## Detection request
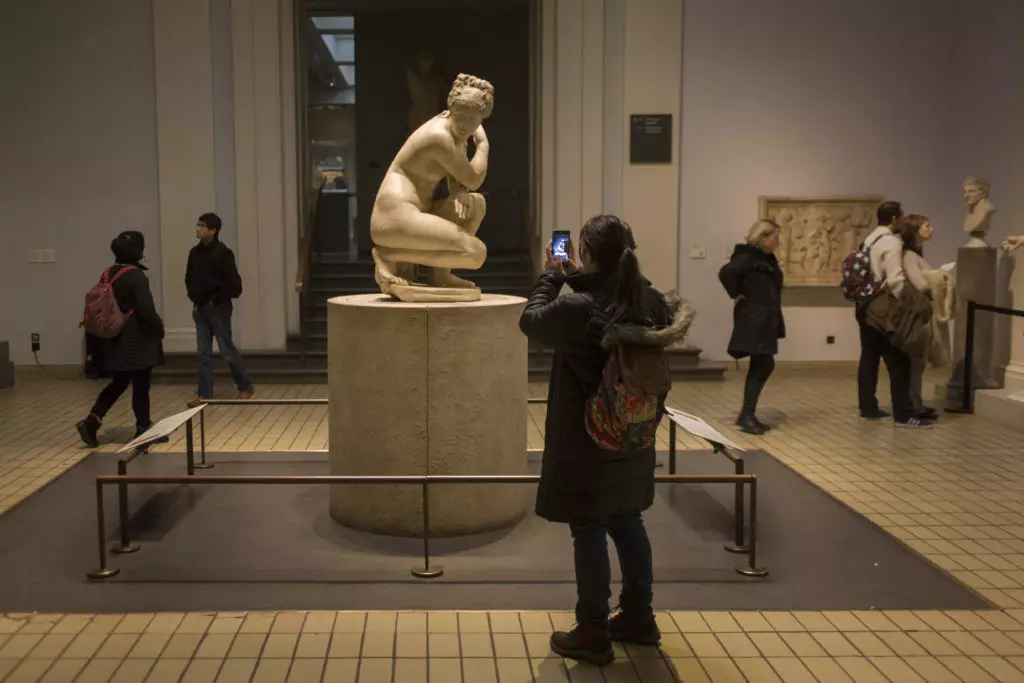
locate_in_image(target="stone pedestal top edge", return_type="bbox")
[328,293,528,308]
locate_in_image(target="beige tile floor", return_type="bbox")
[2,366,1024,681]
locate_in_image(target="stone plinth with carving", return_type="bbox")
[328,294,529,537]
[946,246,999,403]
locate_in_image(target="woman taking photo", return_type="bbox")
[719,219,785,435]
[519,214,690,665]
[899,214,940,420]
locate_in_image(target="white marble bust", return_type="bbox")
[962,176,996,249]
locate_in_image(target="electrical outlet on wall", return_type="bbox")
[826,335,835,345]
[688,245,707,259]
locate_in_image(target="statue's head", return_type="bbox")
[446,74,494,140]
[963,176,990,208]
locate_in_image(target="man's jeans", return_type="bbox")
[193,302,253,399]
[569,512,654,627]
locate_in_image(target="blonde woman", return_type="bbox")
[718,220,786,434]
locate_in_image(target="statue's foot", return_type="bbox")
[371,248,409,295]
[428,270,477,289]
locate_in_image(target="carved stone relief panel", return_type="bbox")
[759,196,883,287]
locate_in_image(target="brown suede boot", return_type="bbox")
[549,623,613,665]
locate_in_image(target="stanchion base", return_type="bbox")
[86,567,120,580]
[411,566,444,579]
[736,565,769,578]
[111,543,140,555]
[724,543,750,554]
[194,463,215,470]
[944,407,972,414]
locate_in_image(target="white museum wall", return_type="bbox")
[677,0,1022,362]
[0,0,161,367]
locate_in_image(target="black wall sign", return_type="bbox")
[629,114,672,164]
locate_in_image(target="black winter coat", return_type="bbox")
[519,270,673,523]
[719,244,785,358]
[100,263,165,372]
[185,237,243,308]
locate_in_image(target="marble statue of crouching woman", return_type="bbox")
[370,74,494,301]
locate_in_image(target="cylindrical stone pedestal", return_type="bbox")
[328,294,529,537]
[947,246,999,402]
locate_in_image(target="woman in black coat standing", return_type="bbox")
[76,231,166,447]
[519,215,691,665]
[719,219,785,435]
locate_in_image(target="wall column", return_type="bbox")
[621,0,682,294]
[231,0,292,350]
[153,0,217,352]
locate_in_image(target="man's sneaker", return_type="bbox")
[917,407,939,420]
[608,611,661,645]
[895,416,934,429]
[550,624,614,665]
[860,409,891,420]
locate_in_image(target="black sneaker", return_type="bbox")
[917,407,939,421]
[736,414,766,435]
[895,416,934,429]
[76,417,100,449]
[134,425,170,447]
[550,624,614,665]
[753,416,772,432]
[608,611,661,645]
[860,409,891,420]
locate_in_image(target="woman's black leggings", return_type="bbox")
[742,354,775,416]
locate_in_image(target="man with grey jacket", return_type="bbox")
[856,201,930,427]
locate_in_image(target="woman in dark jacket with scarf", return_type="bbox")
[519,214,692,665]
[719,219,785,435]
[76,231,165,447]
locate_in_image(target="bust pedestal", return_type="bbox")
[328,294,529,537]
[947,246,999,403]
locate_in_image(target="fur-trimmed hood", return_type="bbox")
[601,291,695,349]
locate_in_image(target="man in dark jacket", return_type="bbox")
[186,213,254,405]
[76,231,166,447]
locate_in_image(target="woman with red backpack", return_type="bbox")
[76,231,165,448]
[518,215,692,665]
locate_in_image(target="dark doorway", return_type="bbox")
[303,0,531,260]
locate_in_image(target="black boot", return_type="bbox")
[609,610,661,645]
[550,623,614,665]
[736,413,766,435]
[76,414,101,448]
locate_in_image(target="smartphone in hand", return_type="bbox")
[552,230,571,262]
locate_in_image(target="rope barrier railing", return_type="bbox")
[947,300,1024,414]
[87,471,767,581]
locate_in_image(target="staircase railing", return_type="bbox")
[295,182,325,363]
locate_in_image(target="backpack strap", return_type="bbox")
[108,266,136,284]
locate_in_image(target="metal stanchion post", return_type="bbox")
[185,419,195,476]
[195,409,213,469]
[87,481,119,579]
[668,420,677,475]
[111,461,139,555]
[736,476,768,577]
[724,452,749,554]
[947,300,977,414]
[411,481,443,579]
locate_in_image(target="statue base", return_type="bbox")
[388,283,481,303]
[327,294,529,537]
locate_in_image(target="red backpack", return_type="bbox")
[80,267,135,339]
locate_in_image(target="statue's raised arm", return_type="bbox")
[370,74,495,302]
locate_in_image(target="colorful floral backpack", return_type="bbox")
[585,344,670,451]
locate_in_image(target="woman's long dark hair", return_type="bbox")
[899,214,928,257]
[579,214,646,323]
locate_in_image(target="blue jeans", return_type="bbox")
[193,302,253,399]
[569,512,654,627]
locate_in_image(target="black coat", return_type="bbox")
[99,263,165,372]
[719,244,786,358]
[185,237,243,308]
[519,270,672,524]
